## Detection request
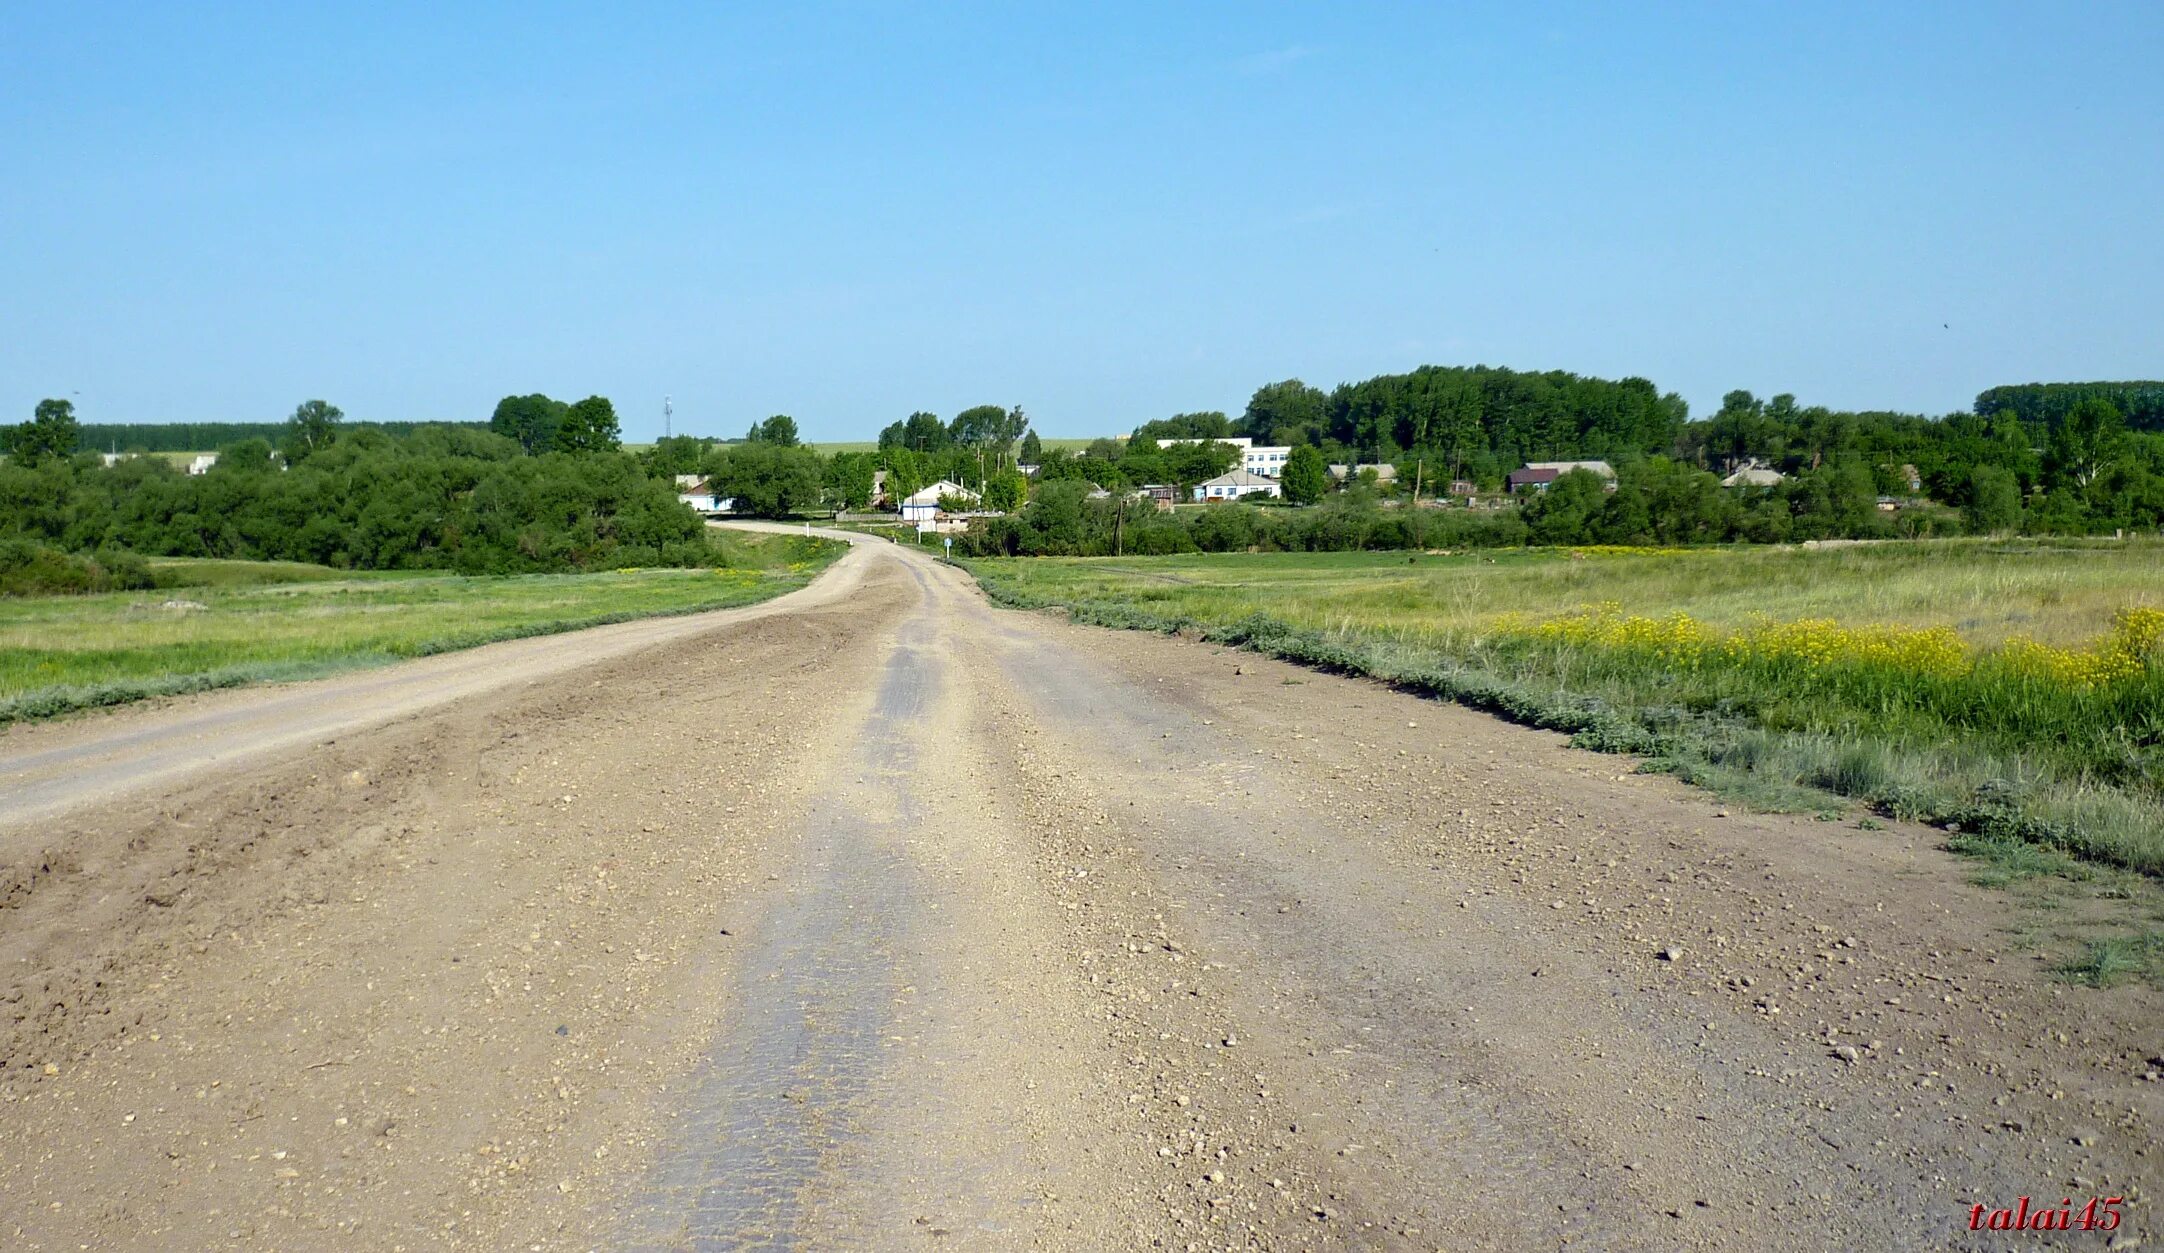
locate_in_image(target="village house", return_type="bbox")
[1529,459,1615,480]
[1193,468,1283,502]
[899,479,979,524]
[1720,460,1786,488]
[1134,484,1179,511]
[674,475,727,513]
[187,453,218,475]
[1508,459,1615,492]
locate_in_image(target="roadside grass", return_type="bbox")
[959,539,2164,880]
[2055,931,2164,988]
[0,530,843,723]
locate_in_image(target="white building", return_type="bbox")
[675,477,726,512]
[899,479,980,524]
[187,454,218,475]
[1154,436,1290,478]
[1193,468,1283,502]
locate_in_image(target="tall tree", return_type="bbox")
[284,399,344,463]
[746,414,800,446]
[899,411,950,452]
[490,394,569,453]
[1019,429,1043,462]
[1280,444,1328,504]
[642,434,713,476]
[1135,411,1234,442]
[1238,382,1327,446]
[6,399,81,466]
[2045,399,2128,489]
[557,396,622,455]
[949,405,1008,450]
[1963,466,2022,533]
[706,442,823,517]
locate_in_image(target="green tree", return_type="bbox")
[706,442,823,517]
[1020,480,1088,553]
[6,399,82,466]
[1238,380,1327,446]
[643,434,713,476]
[489,394,569,453]
[1162,440,1241,489]
[898,411,950,452]
[823,451,876,510]
[1787,461,1882,540]
[746,414,800,446]
[983,469,1028,512]
[1019,429,1043,463]
[284,399,343,463]
[1963,465,2022,533]
[1280,444,1328,503]
[2044,399,2128,490]
[1134,411,1234,442]
[557,396,622,454]
[1522,469,1607,544]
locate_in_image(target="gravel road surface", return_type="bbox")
[1,529,2155,1250]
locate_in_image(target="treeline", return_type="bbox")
[956,483,1529,557]
[951,457,1970,559]
[1974,382,2164,434]
[71,421,488,453]
[2,397,714,574]
[1205,366,1686,482]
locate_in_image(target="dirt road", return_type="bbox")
[1,531,2156,1250]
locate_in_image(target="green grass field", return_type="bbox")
[965,539,2164,889]
[0,530,842,723]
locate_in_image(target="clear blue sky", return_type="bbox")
[4,3,2159,442]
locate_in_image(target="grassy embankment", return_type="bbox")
[963,540,2164,978]
[0,530,842,723]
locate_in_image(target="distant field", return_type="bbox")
[966,539,2164,883]
[0,531,843,723]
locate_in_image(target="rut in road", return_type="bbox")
[0,533,2156,1252]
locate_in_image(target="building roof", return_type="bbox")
[1721,465,1785,488]
[901,479,980,506]
[1198,468,1280,488]
[1157,436,1253,449]
[1507,467,1561,486]
[1525,459,1615,479]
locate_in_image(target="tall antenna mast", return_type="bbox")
[663,395,672,439]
